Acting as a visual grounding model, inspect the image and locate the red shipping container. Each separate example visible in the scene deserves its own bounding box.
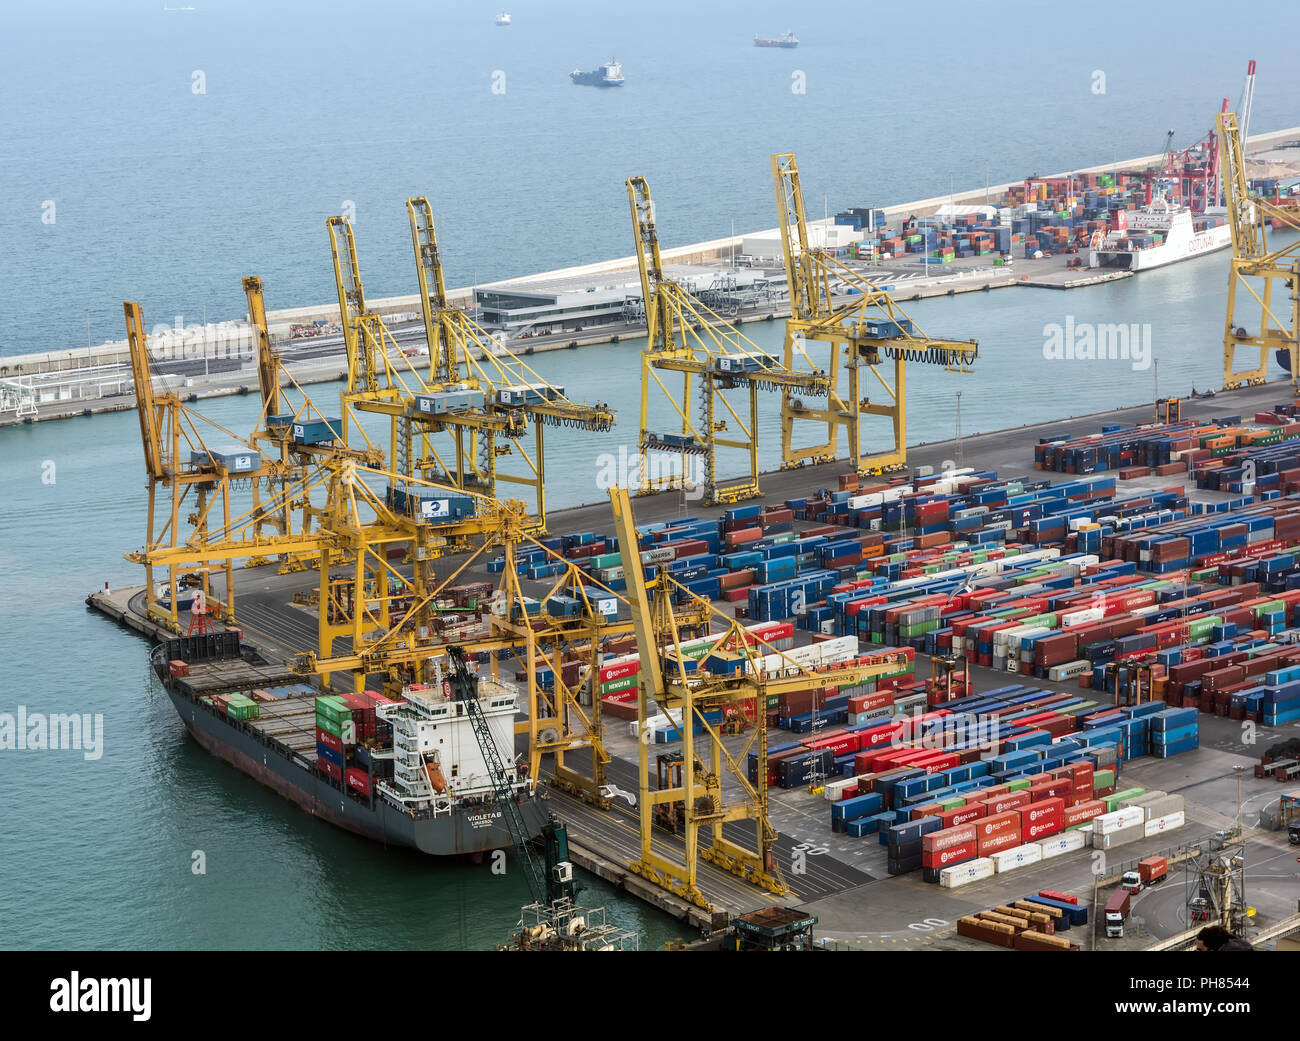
[859,722,904,749]
[922,822,977,853]
[318,757,343,781]
[1020,796,1066,827]
[1032,779,1073,802]
[1038,889,1078,905]
[946,803,988,827]
[977,828,1023,857]
[168,659,189,678]
[316,728,344,754]
[1024,817,1063,841]
[983,791,1031,815]
[976,809,1021,841]
[923,841,978,869]
[849,690,895,713]
[1063,799,1105,828]
[725,527,763,549]
[804,731,860,756]
[346,767,371,796]
[910,802,947,821]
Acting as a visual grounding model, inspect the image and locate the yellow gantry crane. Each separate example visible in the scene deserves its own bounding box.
[405,196,616,521]
[326,208,614,531]
[124,298,294,631]
[1218,112,1300,391]
[626,175,831,504]
[126,285,508,678]
[771,152,979,474]
[124,273,629,784]
[326,213,521,500]
[242,274,372,572]
[608,484,916,910]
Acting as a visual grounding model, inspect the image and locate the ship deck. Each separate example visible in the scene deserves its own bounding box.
[245,696,322,757]
[172,659,304,698]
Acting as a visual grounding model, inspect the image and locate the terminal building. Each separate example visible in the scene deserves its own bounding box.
[475,265,780,335]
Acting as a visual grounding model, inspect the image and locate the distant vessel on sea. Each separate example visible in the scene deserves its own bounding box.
[571,60,624,87]
[754,30,798,48]
[494,12,510,26]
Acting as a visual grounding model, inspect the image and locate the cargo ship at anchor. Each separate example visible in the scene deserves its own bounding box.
[151,631,546,856]
[754,31,798,48]
[1088,199,1232,271]
[570,60,624,87]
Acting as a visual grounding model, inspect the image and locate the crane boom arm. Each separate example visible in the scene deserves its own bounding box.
[1218,112,1265,259]
[242,275,280,417]
[327,216,369,390]
[406,196,457,384]
[771,152,818,320]
[608,485,666,700]
[626,176,679,354]
[124,300,165,479]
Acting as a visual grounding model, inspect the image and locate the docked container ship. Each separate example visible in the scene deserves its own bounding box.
[152,632,547,856]
[1088,200,1231,271]
[754,31,798,48]
[570,60,624,87]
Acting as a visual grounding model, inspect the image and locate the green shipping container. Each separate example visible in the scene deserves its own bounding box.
[1093,769,1115,790]
[315,714,342,738]
[315,695,351,723]
[600,675,637,696]
[1007,778,1032,792]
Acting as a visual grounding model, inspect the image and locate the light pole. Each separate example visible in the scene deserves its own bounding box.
[1233,765,1244,834]
[955,390,964,468]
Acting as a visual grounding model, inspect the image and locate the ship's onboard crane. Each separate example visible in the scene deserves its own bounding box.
[446,644,562,906]
[608,484,919,910]
[446,644,639,951]
[771,153,979,475]
[1218,111,1300,392]
[626,175,830,504]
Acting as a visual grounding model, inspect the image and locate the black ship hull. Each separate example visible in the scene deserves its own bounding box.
[165,686,549,856]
